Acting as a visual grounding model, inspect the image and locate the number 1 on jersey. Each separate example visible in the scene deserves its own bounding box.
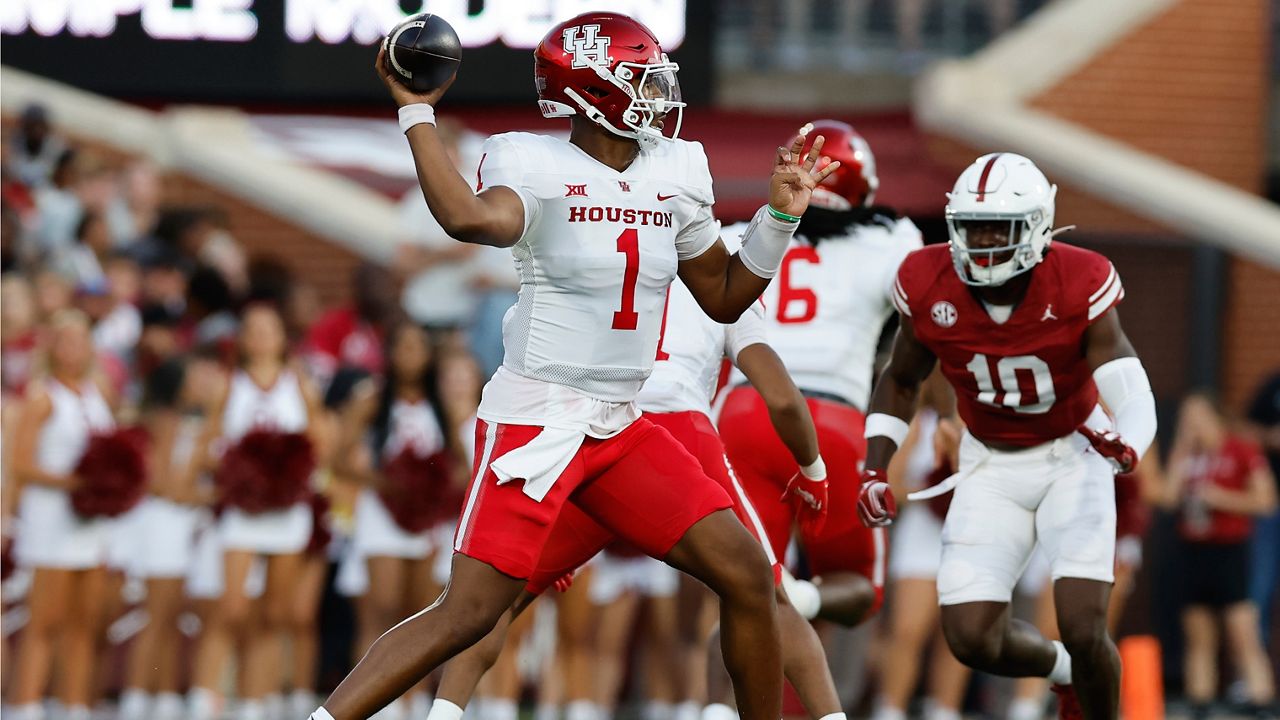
[612,228,640,331]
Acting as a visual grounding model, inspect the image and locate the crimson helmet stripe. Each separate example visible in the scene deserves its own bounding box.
[975,153,1003,202]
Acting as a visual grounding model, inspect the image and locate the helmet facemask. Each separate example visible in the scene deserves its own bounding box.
[551,53,686,150]
[946,212,1045,287]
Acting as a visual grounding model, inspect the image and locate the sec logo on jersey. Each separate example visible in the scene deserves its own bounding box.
[931,301,957,328]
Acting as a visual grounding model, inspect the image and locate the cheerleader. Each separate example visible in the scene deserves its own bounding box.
[871,376,970,720]
[8,310,117,720]
[118,356,218,720]
[338,322,450,718]
[189,303,324,720]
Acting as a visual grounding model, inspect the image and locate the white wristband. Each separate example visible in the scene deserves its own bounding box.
[865,413,910,448]
[800,456,826,481]
[738,204,799,278]
[398,103,436,133]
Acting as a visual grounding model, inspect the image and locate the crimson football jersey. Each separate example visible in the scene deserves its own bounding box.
[893,242,1123,447]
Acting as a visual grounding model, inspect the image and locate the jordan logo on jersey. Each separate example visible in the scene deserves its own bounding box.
[565,184,588,197]
[562,24,610,70]
[1041,304,1058,322]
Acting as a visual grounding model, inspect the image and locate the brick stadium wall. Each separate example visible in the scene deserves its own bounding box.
[926,0,1278,414]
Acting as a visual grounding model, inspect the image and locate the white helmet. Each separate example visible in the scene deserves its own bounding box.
[945,153,1067,286]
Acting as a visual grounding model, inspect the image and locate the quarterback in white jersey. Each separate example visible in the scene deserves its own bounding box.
[316,13,840,720]
[719,120,921,628]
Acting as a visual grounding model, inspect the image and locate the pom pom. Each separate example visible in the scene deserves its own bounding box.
[216,429,316,514]
[379,448,455,534]
[305,492,332,556]
[71,427,149,518]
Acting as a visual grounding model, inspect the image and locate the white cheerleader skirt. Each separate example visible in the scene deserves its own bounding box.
[219,501,312,555]
[352,488,433,560]
[187,512,265,600]
[588,552,678,605]
[133,497,201,579]
[15,485,113,570]
[888,503,944,581]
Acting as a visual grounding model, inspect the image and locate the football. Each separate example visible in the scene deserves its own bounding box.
[383,13,462,93]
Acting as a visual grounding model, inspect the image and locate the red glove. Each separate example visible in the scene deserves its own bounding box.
[781,470,828,535]
[1077,426,1137,473]
[857,469,897,528]
[552,571,576,593]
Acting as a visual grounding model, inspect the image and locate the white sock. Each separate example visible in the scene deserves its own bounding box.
[154,693,186,720]
[61,706,92,720]
[410,693,434,720]
[1047,640,1072,685]
[237,699,267,720]
[427,698,465,720]
[700,703,738,720]
[817,713,847,720]
[1007,696,1045,720]
[535,703,560,720]
[673,701,701,720]
[7,704,44,720]
[565,700,601,720]
[289,690,318,718]
[870,703,906,720]
[310,709,336,720]
[265,692,285,720]
[485,699,518,720]
[119,688,152,719]
[643,702,674,720]
[923,699,960,720]
[780,570,821,620]
[188,688,220,720]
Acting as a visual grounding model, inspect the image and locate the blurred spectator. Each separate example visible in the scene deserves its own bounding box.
[1,274,40,396]
[105,159,163,246]
[1245,371,1280,644]
[8,104,68,189]
[304,263,398,389]
[1161,393,1277,717]
[467,243,519,378]
[90,254,144,362]
[2,200,23,273]
[32,267,74,321]
[395,118,480,336]
[183,265,239,359]
[32,148,83,255]
[753,0,872,70]
[137,303,184,378]
[285,281,324,349]
[54,210,112,286]
[137,249,188,317]
[151,207,248,295]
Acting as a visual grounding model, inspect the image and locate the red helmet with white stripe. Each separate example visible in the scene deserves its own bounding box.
[945,153,1063,286]
[795,120,878,210]
[534,12,684,150]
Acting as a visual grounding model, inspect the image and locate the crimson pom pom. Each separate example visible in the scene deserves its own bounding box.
[379,448,454,534]
[216,430,315,514]
[71,427,149,518]
[306,493,332,556]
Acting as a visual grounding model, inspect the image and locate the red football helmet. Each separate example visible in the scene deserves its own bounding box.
[535,12,684,150]
[794,120,879,210]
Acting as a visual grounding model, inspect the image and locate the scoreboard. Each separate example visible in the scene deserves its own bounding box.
[0,0,711,106]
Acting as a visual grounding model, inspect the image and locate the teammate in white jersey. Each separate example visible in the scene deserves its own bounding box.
[718,120,922,626]
[315,12,838,720]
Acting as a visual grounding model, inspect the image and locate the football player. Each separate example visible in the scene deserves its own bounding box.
[718,120,922,627]
[312,12,838,720]
[857,153,1157,720]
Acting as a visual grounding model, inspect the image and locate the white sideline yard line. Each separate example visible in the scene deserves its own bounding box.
[0,65,400,264]
[913,0,1280,268]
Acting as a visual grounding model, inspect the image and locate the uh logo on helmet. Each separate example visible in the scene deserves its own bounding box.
[945,153,1073,287]
[535,12,686,150]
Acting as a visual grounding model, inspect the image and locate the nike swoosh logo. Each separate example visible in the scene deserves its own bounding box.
[657,193,678,201]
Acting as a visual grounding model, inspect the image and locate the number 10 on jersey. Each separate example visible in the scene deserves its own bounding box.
[965,353,1057,414]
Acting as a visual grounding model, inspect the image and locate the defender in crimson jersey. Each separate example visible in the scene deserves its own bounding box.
[856,153,1157,720]
[718,120,921,626]
[315,12,839,720]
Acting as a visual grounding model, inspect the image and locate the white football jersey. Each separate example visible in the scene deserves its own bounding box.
[635,276,767,418]
[726,216,922,410]
[477,132,719,404]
